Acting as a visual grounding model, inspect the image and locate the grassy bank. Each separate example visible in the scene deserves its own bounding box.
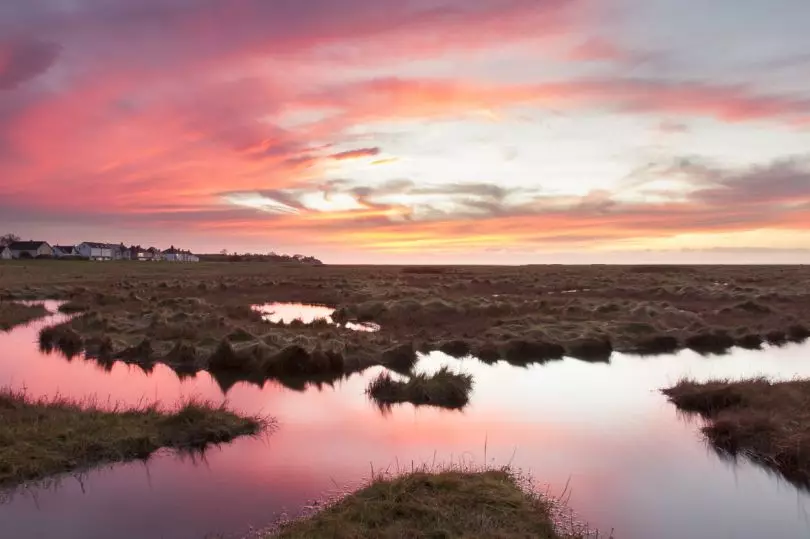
[664,378,810,487]
[0,389,266,487]
[0,301,47,331]
[366,367,473,410]
[269,468,586,538]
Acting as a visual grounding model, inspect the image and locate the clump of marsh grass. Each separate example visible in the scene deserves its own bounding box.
[685,331,735,355]
[664,377,810,489]
[57,300,90,314]
[502,339,564,365]
[264,462,598,539]
[366,367,473,410]
[0,388,269,487]
[380,343,417,374]
[38,323,84,357]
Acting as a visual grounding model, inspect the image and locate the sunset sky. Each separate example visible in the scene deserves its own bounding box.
[1,0,809,263]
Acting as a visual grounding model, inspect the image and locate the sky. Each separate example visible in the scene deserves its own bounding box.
[1,0,809,264]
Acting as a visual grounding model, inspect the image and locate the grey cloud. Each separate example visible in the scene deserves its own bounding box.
[0,38,60,90]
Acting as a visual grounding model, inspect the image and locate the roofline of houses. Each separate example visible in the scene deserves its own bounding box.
[2,240,200,262]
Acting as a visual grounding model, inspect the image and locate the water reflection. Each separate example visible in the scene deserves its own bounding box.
[1,307,810,539]
[252,302,380,332]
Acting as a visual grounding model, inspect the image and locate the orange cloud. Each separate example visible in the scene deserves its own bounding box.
[329,147,382,160]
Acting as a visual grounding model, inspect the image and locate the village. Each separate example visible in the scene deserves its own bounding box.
[0,240,199,262]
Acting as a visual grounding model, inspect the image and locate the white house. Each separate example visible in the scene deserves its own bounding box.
[53,245,78,258]
[0,245,11,260]
[162,246,183,262]
[110,243,126,260]
[162,246,199,262]
[77,242,113,260]
[145,247,162,261]
[8,241,54,259]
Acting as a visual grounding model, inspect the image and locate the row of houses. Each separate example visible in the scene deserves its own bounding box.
[0,241,199,262]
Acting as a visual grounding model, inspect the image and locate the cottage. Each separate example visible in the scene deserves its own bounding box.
[76,242,113,260]
[162,246,183,262]
[109,243,127,261]
[53,245,78,258]
[8,241,54,259]
[0,245,11,260]
[146,247,162,261]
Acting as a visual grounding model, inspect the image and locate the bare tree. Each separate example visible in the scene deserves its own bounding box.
[220,249,228,255]
[0,233,20,246]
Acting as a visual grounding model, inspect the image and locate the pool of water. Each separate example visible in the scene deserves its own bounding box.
[1,304,810,538]
[252,302,380,332]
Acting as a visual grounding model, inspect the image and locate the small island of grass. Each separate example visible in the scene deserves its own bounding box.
[366,367,473,410]
[269,468,586,539]
[664,377,810,488]
[0,389,266,487]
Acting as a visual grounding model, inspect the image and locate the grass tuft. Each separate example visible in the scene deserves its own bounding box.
[0,389,268,487]
[267,466,590,539]
[367,367,473,410]
[38,323,84,357]
[664,377,810,488]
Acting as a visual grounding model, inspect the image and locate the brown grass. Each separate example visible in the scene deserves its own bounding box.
[0,301,47,331]
[269,468,586,539]
[0,389,267,487]
[367,367,473,410]
[2,261,810,384]
[664,378,810,488]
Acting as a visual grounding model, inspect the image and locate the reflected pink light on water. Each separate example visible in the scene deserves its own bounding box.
[252,302,380,332]
[1,307,810,539]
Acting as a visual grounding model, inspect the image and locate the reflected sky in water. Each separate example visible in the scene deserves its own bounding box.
[1,303,809,539]
[252,302,380,332]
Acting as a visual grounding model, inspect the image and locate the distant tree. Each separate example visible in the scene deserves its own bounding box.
[220,249,228,255]
[0,233,20,246]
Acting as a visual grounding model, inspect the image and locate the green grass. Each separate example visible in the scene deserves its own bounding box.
[664,378,810,488]
[367,367,473,410]
[0,301,47,331]
[0,389,267,487]
[269,468,587,539]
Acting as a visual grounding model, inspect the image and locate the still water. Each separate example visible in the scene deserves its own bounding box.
[1,302,810,539]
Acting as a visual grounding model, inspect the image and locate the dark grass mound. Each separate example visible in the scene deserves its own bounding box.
[0,389,267,487]
[58,300,90,314]
[685,332,735,355]
[38,323,84,357]
[380,343,418,374]
[366,367,473,410]
[270,468,579,539]
[664,378,810,488]
[502,339,564,365]
[0,301,48,331]
[567,336,613,363]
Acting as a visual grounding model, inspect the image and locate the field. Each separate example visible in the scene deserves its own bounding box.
[2,261,809,396]
[664,378,810,489]
[267,468,589,539]
[0,389,265,488]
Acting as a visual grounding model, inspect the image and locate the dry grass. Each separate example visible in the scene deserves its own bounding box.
[0,301,47,331]
[0,389,267,487]
[269,468,586,539]
[2,261,810,382]
[367,367,473,410]
[664,378,810,488]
